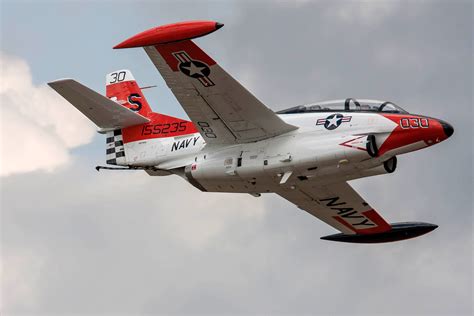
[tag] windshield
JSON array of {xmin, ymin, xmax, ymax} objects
[{"xmin": 276, "ymin": 98, "xmax": 408, "ymax": 114}]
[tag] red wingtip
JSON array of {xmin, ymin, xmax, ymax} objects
[{"xmin": 114, "ymin": 20, "xmax": 224, "ymax": 49}]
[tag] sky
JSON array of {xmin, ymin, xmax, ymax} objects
[{"xmin": 1, "ymin": 1, "xmax": 472, "ymax": 315}]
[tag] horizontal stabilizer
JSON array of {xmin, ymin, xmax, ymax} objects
[
  {"xmin": 48, "ymin": 79, "xmax": 150, "ymax": 131},
  {"xmin": 321, "ymin": 222, "xmax": 438, "ymax": 243}
]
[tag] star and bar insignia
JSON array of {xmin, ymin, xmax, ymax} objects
[
  {"xmin": 173, "ymin": 51, "xmax": 215, "ymax": 87},
  {"xmin": 316, "ymin": 113, "xmax": 352, "ymax": 130}
]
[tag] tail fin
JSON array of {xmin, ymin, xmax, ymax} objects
[
  {"xmin": 103, "ymin": 69, "xmax": 198, "ymax": 166},
  {"xmin": 106, "ymin": 69, "xmax": 152, "ymax": 117},
  {"xmin": 104, "ymin": 69, "xmax": 151, "ymax": 166}
]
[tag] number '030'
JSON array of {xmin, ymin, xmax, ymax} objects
[
  {"xmin": 400, "ymin": 118, "xmax": 429, "ymax": 129},
  {"xmin": 197, "ymin": 121, "xmax": 217, "ymax": 138}
]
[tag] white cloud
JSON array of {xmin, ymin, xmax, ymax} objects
[{"xmin": 0, "ymin": 53, "xmax": 95, "ymax": 177}]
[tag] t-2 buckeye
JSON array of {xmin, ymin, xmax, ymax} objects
[{"xmin": 49, "ymin": 21, "xmax": 453, "ymax": 243}]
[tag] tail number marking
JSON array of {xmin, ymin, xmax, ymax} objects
[{"xmin": 142, "ymin": 122, "xmax": 187, "ymax": 136}]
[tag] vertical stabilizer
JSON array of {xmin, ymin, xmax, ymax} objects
[{"xmin": 105, "ymin": 69, "xmax": 152, "ymax": 117}]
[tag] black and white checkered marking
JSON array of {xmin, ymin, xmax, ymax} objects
[
  {"xmin": 316, "ymin": 114, "xmax": 352, "ymax": 130},
  {"xmin": 106, "ymin": 129, "xmax": 126, "ymax": 165},
  {"xmin": 173, "ymin": 51, "xmax": 215, "ymax": 87}
]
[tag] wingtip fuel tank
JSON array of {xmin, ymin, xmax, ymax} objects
[
  {"xmin": 114, "ymin": 20, "xmax": 224, "ymax": 49},
  {"xmin": 321, "ymin": 222, "xmax": 438, "ymax": 243}
]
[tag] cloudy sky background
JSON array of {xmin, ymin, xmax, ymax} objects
[{"xmin": 1, "ymin": 1, "xmax": 472, "ymax": 315}]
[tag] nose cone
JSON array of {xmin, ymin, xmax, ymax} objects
[{"xmin": 439, "ymin": 120, "xmax": 454, "ymax": 138}]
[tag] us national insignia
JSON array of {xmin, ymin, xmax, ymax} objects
[
  {"xmin": 316, "ymin": 113, "xmax": 352, "ymax": 130},
  {"xmin": 173, "ymin": 51, "xmax": 215, "ymax": 87}
]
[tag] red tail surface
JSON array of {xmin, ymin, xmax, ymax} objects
[
  {"xmin": 105, "ymin": 69, "xmax": 197, "ymax": 145},
  {"xmin": 106, "ymin": 69, "xmax": 153, "ymax": 117}
]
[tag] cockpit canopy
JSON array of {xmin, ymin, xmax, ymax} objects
[{"xmin": 276, "ymin": 98, "xmax": 408, "ymax": 114}]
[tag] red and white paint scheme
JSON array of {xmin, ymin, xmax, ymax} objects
[{"xmin": 49, "ymin": 21, "xmax": 454, "ymax": 243}]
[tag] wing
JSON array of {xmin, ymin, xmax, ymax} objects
[
  {"xmin": 276, "ymin": 181, "xmax": 392, "ymax": 235},
  {"xmin": 49, "ymin": 79, "xmax": 149, "ymax": 131},
  {"xmin": 142, "ymin": 41, "xmax": 297, "ymax": 144},
  {"xmin": 113, "ymin": 21, "xmax": 296, "ymax": 144}
]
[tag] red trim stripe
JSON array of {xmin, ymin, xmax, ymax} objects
[{"xmin": 333, "ymin": 209, "xmax": 391, "ymax": 235}]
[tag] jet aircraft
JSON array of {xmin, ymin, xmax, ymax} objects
[{"xmin": 49, "ymin": 21, "xmax": 454, "ymax": 243}]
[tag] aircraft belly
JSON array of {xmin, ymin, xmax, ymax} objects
[
  {"xmin": 183, "ymin": 133, "xmax": 338, "ymax": 193},
  {"xmin": 185, "ymin": 129, "xmax": 392, "ymax": 193}
]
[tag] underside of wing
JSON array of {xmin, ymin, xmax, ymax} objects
[
  {"xmin": 277, "ymin": 181, "xmax": 392, "ymax": 235},
  {"xmin": 114, "ymin": 21, "xmax": 297, "ymax": 144},
  {"xmin": 48, "ymin": 79, "xmax": 149, "ymax": 131},
  {"xmin": 276, "ymin": 181, "xmax": 437, "ymax": 243}
]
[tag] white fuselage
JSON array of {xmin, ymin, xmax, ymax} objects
[{"xmin": 122, "ymin": 111, "xmax": 410, "ymax": 193}]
